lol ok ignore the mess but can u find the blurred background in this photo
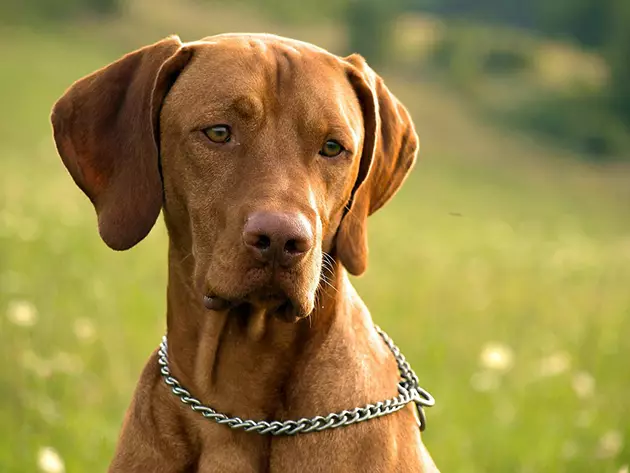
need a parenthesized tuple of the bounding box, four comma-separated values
(1, 0, 629, 471)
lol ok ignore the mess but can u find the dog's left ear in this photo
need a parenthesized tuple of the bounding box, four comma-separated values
(336, 54, 419, 276)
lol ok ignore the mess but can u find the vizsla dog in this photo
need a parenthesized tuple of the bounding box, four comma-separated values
(51, 33, 438, 472)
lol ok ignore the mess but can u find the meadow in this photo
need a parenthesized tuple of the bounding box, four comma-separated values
(1, 3, 629, 472)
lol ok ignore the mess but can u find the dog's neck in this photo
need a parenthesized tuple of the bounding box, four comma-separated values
(163, 243, 362, 420)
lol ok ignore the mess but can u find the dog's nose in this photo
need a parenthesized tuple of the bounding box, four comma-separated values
(243, 211, 313, 267)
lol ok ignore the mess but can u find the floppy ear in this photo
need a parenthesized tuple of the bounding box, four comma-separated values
(336, 54, 419, 276)
(51, 36, 193, 250)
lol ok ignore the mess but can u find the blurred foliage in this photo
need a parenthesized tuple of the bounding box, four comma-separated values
(428, 22, 536, 87)
(501, 91, 630, 158)
(406, 0, 630, 158)
(0, 0, 119, 21)
(604, 0, 630, 127)
(198, 0, 344, 24)
(535, 0, 610, 48)
(344, 0, 397, 66)
(422, 20, 630, 160)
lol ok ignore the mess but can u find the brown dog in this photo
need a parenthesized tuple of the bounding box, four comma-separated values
(51, 33, 438, 472)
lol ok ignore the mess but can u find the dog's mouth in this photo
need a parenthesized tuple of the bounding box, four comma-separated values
(202, 254, 320, 321)
(204, 288, 308, 321)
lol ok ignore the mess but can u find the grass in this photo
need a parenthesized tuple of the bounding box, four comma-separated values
(1, 5, 629, 472)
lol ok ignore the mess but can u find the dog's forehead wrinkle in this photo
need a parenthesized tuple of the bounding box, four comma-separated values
(248, 38, 268, 53)
(231, 94, 264, 121)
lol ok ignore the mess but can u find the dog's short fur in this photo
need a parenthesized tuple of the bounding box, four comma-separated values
(51, 34, 438, 472)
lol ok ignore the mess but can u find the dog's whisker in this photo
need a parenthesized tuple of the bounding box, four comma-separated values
(322, 252, 337, 271)
(322, 269, 335, 283)
(180, 252, 193, 264)
(319, 277, 338, 294)
(340, 203, 364, 225)
(321, 253, 336, 275)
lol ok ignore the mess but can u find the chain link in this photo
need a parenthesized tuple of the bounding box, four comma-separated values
(157, 325, 434, 435)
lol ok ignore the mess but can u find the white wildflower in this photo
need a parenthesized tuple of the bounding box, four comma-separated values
(52, 352, 83, 375)
(470, 370, 500, 392)
(6, 300, 38, 327)
(37, 446, 65, 473)
(572, 371, 595, 399)
(73, 318, 96, 343)
(575, 409, 594, 429)
(479, 342, 514, 372)
(538, 351, 571, 377)
(596, 430, 623, 459)
(21, 350, 52, 379)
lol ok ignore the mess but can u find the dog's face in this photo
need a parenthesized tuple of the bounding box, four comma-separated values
(51, 34, 418, 321)
(160, 37, 365, 318)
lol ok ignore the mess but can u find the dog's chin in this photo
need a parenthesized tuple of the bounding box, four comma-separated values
(278, 298, 314, 322)
(244, 290, 313, 322)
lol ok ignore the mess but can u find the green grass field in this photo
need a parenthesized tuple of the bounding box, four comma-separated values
(1, 6, 629, 472)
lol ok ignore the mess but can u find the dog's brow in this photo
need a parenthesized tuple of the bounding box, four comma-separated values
(229, 95, 263, 121)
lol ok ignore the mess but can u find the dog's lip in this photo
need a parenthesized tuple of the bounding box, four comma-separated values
(246, 288, 287, 303)
(204, 270, 316, 319)
(204, 287, 288, 310)
(204, 288, 312, 321)
(203, 294, 233, 311)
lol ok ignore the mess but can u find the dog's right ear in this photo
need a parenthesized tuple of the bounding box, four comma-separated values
(51, 36, 193, 250)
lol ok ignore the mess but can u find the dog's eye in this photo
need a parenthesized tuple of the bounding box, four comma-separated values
(319, 140, 344, 158)
(204, 125, 232, 143)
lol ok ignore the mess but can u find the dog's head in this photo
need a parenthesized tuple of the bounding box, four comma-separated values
(51, 34, 418, 320)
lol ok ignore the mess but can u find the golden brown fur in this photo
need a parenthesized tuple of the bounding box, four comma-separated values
(51, 33, 438, 472)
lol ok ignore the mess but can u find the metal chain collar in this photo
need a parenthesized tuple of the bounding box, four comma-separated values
(157, 325, 435, 436)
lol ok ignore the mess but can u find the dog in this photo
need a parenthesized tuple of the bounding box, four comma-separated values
(51, 33, 438, 472)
